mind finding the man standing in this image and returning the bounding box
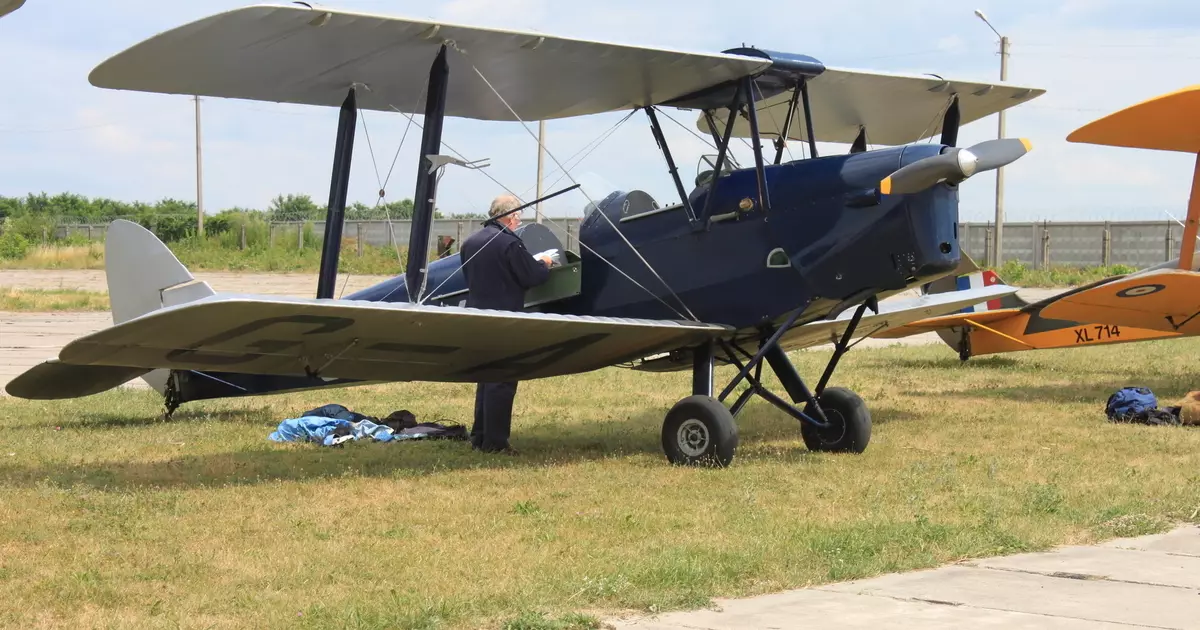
[460,194,553,453]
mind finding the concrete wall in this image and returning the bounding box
[959,221,1187,268]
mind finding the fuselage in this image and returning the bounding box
[348,143,962,334]
[171,144,964,404]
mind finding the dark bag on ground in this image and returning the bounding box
[1105,387,1180,426]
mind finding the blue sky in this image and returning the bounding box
[0,0,1197,224]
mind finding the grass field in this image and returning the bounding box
[0,239,407,275]
[2,339,1199,629]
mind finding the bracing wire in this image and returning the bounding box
[446,41,700,321]
[383,101,694,321]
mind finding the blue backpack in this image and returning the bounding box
[1105,387,1157,420]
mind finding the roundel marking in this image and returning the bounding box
[1116,284,1165,298]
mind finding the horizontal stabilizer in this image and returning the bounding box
[51,294,729,384]
[5,360,151,399]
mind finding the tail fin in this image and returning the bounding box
[922,252,1027,311]
[105,219,216,393]
[6,220,215,400]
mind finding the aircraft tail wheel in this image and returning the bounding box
[801,387,871,453]
[661,395,738,467]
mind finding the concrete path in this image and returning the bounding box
[609,525,1200,629]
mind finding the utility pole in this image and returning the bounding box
[536,120,545,223]
[194,95,204,237]
[976,10,1006,267]
[994,35,1009,267]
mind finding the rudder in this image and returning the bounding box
[105,219,215,393]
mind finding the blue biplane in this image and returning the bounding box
[7,3,1044,466]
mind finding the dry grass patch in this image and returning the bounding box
[1,340,1199,628]
[0,287,110,311]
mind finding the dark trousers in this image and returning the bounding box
[471,381,518,451]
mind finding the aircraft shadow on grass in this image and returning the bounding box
[3,402,919,491]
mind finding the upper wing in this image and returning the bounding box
[87,4,770,122]
[701,67,1044,146]
[50,294,729,383]
[1067,84,1200,153]
[1039,269,1200,334]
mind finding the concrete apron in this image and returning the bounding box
[609,525,1200,629]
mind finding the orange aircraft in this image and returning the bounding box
[877,84,1200,360]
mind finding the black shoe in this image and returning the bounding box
[475,443,518,455]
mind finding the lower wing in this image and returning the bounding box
[7,294,728,399]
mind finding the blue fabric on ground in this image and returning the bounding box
[269,404,469,446]
[268,417,453,446]
[268,416,354,446]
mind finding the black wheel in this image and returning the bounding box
[661,395,738,467]
[801,387,871,453]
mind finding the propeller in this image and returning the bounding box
[879,138,1032,195]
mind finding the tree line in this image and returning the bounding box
[0,191,487,244]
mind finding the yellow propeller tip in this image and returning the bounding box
[1020,138,1033,151]
[880,178,892,195]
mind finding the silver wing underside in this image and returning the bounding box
[87,3,769,121]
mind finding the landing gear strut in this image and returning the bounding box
[660,298,877,467]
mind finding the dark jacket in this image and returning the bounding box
[460,223,551,311]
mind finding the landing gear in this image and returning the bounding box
[661,395,738,467]
[660,298,877,467]
[957,328,972,361]
[800,386,871,452]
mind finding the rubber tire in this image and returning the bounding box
[661,395,738,467]
[801,386,871,453]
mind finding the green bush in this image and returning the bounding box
[0,231,30,260]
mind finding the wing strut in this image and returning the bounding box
[699,84,743,225]
[406,44,450,303]
[316,87,358,299]
[940,94,960,147]
[773,84,802,164]
[645,106,696,222]
[799,77,818,158]
[742,76,771,213]
[1182,155,1200,271]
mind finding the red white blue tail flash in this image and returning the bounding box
[956,270,1003,312]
